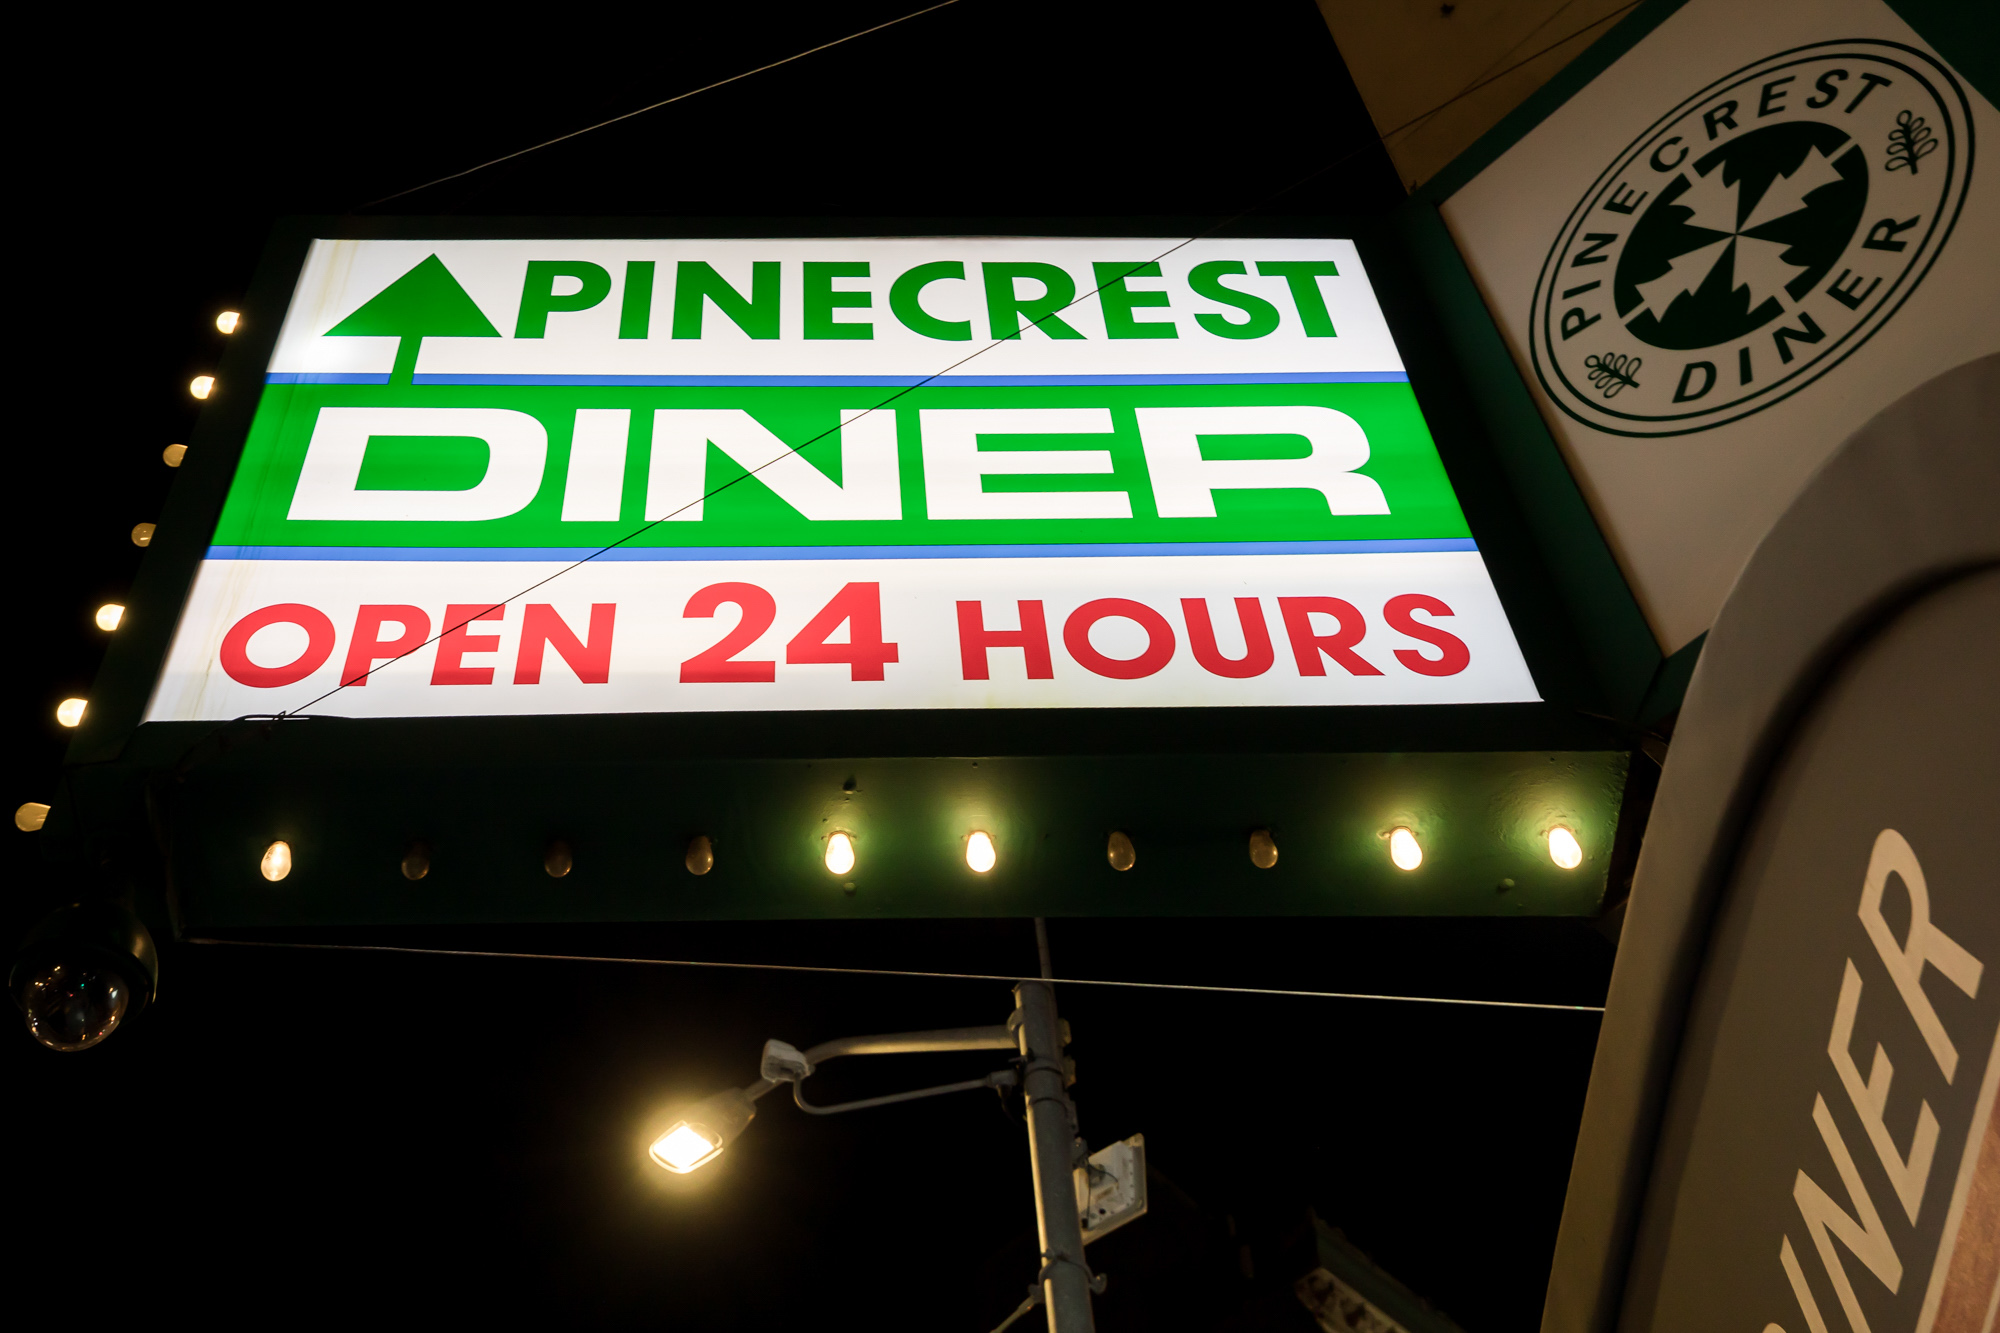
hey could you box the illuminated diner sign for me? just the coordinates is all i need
[146,236,1538,720]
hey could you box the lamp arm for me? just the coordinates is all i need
[802,1025,1016,1065]
[752,1024,1019,1108]
[792,1068,1018,1116]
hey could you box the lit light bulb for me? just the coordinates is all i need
[55,698,87,728]
[1388,826,1423,871]
[825,831,855,876]
[650,1122,723,1173]
[162,444,186,467]
[1549,826,1584,870]
[131,523,156,547]
[966,830,996,874]
[189,375,215,399]
[15,802,50,832]
[215,311,241,334]
[261,840,292,882]
[95,604,125,631]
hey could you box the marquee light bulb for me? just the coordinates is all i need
[216,311,241,334]
[131,523,156,547]
[825,831,855,876]
[95,604,125,631]
[1549,826,1584,870]
[965,830,996,874]
[55,698,87,728]
[15,802,50,832]
[1388,827,1423,871]
[189,375,215,399]
[261,840,292,882]
[162,444,186,467]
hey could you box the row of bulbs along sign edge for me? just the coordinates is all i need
[233,821,1589,884]
[24,312,238,749]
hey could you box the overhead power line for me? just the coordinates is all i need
[191,937,1608,1013]
[356,0,964,210]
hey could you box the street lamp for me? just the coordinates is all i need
[649,970,1136,1331]
[650,1087,758,1173]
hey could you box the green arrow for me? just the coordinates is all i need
[326,254,501,385]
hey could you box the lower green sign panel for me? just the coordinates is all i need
[149,728,1626,925]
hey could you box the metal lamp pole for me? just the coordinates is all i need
[655,922,1099,1331]
[1015,975,1096,1332]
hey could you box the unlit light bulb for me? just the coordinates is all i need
[825,831,855,876]
[216,311,241,334]
[55,698,87,728]
[261,840,292,882]
[1389,826,1423,871]
[189,375,215,399]
[1549,826,1584,870]
[966,830,996,874]
[95,604,125,631]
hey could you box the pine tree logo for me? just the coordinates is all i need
[326,254,501,385]
[1529,40,1971,437]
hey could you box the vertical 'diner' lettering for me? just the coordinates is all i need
[1775,830,1986,1333]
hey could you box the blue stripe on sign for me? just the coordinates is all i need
[264,372,392,385]
[380,371,1411,388]
[204,538,1477,562]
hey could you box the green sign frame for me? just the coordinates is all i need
[53,214,1660,932]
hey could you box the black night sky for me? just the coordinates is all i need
[6,3,1620,1327]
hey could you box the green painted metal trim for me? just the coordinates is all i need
[1639,630,1704,726]
[1887,0,2000,109]
[1388,203,1662,719]
[1417,0,1993,206]
[127,739,1626,927]
[65,212,1645,767]
[1417,0,1691,205]
[66,223,317,767]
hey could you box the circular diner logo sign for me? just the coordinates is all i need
[1530,41,1972,436]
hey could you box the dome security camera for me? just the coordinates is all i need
[9,902,160,1052]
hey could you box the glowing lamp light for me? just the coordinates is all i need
[55,698,87,728]
[95,604,125,631]
[215,311,241,334]
[131,523,156,547]
[965,830,997,874]
[260,840,293,882]
[15,802,50,832]
[1549,826,1584,870]
[649,1088,756,1174]
[650,1123,723,1173]
[189,375,215,400]
[162,444,186,467]
[825,831,856,876]
[1388,826,1423,871]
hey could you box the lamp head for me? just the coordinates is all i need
[649,1087,757,1174]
